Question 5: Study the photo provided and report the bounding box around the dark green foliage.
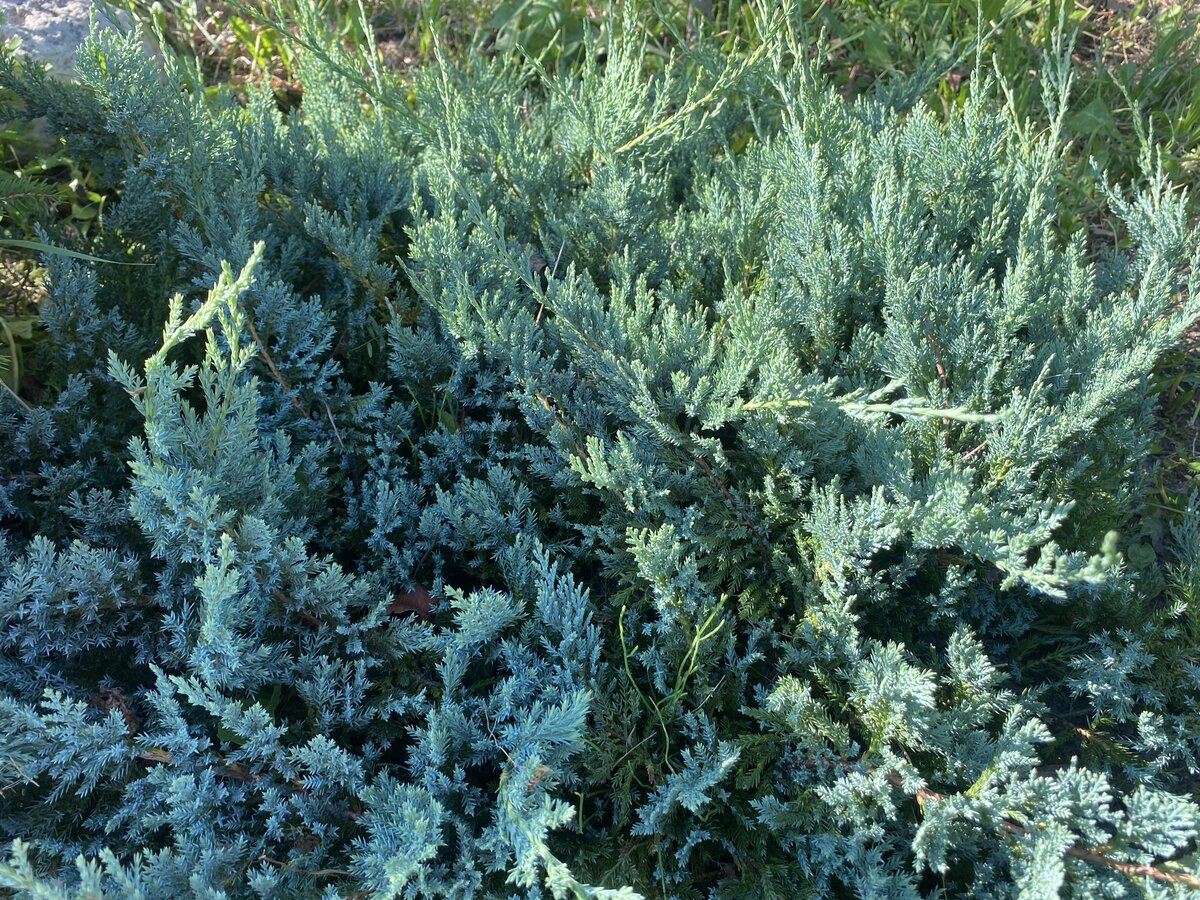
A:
[0,7,1198,897]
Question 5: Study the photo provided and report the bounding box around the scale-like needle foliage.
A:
[0,7,1198,897]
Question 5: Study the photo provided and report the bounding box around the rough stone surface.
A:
[0,0,119,75]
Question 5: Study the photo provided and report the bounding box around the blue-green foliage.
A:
[0,6,1198,897]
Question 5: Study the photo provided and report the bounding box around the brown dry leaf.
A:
[92,687,141,735]
[388,585,434,620]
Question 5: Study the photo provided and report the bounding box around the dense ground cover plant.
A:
[107,1,1200,207]
[1,4,1200,896]
[7,2,1196,462]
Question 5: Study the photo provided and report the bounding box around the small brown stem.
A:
[271,587,323,627]
[691,451,769,567]
[536,390,630,509]
[926,322,952,434]
[246,316,311,421]
[257,856,352,880]
[690,453,735,509]
[880,772,1200,889]
[961,439,988,462]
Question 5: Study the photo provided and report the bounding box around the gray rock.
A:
[0,0,123,76]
